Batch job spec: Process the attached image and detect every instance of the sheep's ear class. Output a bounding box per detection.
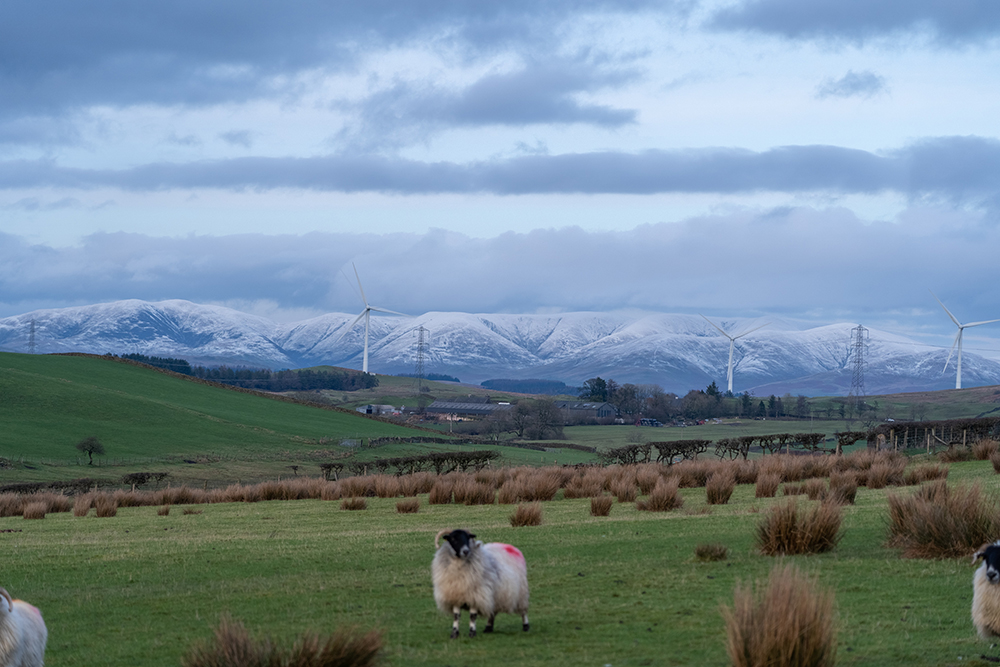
[974,544,991,564]
[468,533,476,540]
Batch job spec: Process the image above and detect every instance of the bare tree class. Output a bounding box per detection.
[75,436,105,465]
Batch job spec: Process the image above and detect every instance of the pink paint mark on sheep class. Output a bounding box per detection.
[499,544,524,560]
[15,601,42,619]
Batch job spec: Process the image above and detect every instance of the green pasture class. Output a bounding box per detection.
[2,460,999,666]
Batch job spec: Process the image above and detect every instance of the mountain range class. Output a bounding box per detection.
[2,299,999,396]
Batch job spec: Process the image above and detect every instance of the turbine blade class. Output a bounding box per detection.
[963,318,1000,328]
[943,331,960,373]
[331,310,368,346]
[353,263,368,307]
[733,322,769,340]
[931,291,961,328]
[701,314,734,341]
[368,306,411,317]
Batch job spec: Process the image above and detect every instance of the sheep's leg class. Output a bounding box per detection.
[469,610,478,637]
[484,614,495,633]
[451,607,461,639]
[522,612,530,632]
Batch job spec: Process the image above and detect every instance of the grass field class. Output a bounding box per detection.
[3,459,999,666]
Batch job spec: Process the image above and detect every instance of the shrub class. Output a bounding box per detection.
[396,499,420,514]
[886,480,1000,558]
[721,563,837,667]
[755,473,780,499]
[181,615,383,667]
[590,495,613,517]
[510,503,543,527]
[756,500,842,556]
[973,439,999,461]
[706,469,736,505]
[94,494,118,518]
[340,498,367,511]
[636,478,683,512]
[22,501,47,520]
[158,505,170,516]
[695,543,728,562]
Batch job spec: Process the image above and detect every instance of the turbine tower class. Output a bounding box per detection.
[932,292,1000,390]
[333,264,409,374]
[701,315,769,394]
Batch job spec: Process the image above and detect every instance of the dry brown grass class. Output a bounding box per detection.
[706,469,736,505]
[519,470,561,502]
[939,446,974,463]
[973,439,999,460]
[183,508,204,515]
[158,505,170,516]
[722,563,836,667]
[510,503,543,527]
[590,495,613,517]
[636,477,683,512]
[612,479,638,503]
[756,500,842,556]
[755,473,780,499]
[636,465,662,495]
[903,463,949,486]
[674,460,715,488]
[0,493,24,518]
[395,498,420,514]
[864,460,903,489]
[827,472,857,506]
[340,497,367,511]
[428,478,454,505]
[734,459,758,485]
[782,483,806,497]
[73,493,93,517]
[886,480,1000,558]
[694,543,728,562]
[373,475,402,499]
[803,478,828,502]
[456,480,495,506]
[339,476,376,498]
[992,450,1000,474]
[563,469,607,499]
[181,615,383,667]
[399,472,436,496]
[94,493,118,518]
[22,501,47,520]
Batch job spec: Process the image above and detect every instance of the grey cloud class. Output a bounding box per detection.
[2,196,83,211]
[3,136,999,202]
[167,133,202,147]
[1,208,999,326]
[340,59,638,149]
[816,70,888,99]
[219,130,253,148]
[0,1,674,119]
[711,0,1000,44]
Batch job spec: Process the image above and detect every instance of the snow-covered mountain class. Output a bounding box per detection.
[2,299,999,396]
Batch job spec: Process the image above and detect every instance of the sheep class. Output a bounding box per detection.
[0,587,47,667]
[973,541,1000,639]
[432,529,530,639]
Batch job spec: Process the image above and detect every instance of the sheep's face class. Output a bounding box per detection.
[974,541,1000,584]
[443,530,477,559]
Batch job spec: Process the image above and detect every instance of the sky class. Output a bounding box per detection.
[2,0,1000,359]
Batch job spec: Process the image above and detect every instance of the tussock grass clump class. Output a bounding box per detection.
[510,503,543,527]
[497,478,524,505]
[395,498,420,514]
[453,479,495,506]
[734,459,758,485]
[73,493,93,517]
[518,470,561,502]
[756,500,842,556]
[722,563,837,667]
[706,469,736,505]
[373,475,402,499]
[864,460,903,489]
[973,439,999,461]
[755,473,780,499]
[590,495,613,517]
[803,478,828,502]
[674,460,715,488]
[563,469,606,499]
[22,501,47,520]
[939,446,974,463]
[320,482,342,501]
[158,505,170,516]
[339,476,376,499]
[886,480,1000,558]
[183,508,204,515]
[827,472,857,506]
[182,615,383,667]
[94,494,118,518]
[695,543,728,562]
[637,478,683,512]
[399,472,435,497]
[903,463,949,486]
[612,480,638,503]
[636,465,662,495]
[991,450,1000,474]
[428,479,454,505]
[782,483,806,497]
[340,497,367,511]
[0,493,24,518]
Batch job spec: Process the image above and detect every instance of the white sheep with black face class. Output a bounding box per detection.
[431,529,530,639]
[0,587,47,667]
[973,541,1000,639]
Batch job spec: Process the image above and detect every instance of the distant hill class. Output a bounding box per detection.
[3,299,1000,396]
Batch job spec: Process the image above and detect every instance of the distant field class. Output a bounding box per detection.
[3,459,999,666]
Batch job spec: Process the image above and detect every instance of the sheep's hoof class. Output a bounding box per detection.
[523,623,530,632]
[484,626,493,633]
[450,629,459,639]
[469,629,477,638]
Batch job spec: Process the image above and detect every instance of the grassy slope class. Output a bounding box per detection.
[4,460,997,667]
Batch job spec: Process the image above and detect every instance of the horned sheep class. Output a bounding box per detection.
[432,529,530,639]
[0,587,47,667]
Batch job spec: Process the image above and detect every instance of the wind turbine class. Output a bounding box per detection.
[701,315,769,394]
[333,264,409,374]
[932,292,1000,390]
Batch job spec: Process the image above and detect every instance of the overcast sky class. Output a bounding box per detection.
[2,0,1000,359]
